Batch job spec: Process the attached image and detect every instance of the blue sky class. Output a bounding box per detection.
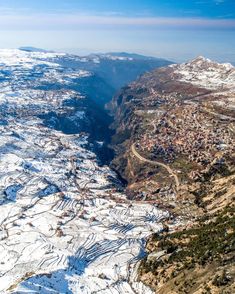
[0,0,234,61]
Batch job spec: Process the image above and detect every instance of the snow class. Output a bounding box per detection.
[170,56,235,90]
[0,49,64,69]
[105,55,134,61]
[0,49,173,293]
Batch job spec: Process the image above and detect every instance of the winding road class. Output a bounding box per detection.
[131,143,180,190]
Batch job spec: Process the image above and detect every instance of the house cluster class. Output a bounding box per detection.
[139,103,234,166]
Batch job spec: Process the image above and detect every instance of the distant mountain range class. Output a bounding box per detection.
[19,46,52,53]
[18,47,173,104]
[19,46,172,105]
[51,51,173,97]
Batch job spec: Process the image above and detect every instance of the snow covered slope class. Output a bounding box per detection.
[0,49,169,293]
[171,56,235,90]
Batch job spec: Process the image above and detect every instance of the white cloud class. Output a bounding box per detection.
[214,0,225,4]
[0,12,234,30]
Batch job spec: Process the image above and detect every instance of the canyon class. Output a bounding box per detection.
[0,49,172,293]
[0,49,234,294]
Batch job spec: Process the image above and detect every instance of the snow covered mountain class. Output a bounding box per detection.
[4,49,234,293]
[170,56,235,90]
[0,49,172,293]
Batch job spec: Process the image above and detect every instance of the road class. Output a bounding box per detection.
[131,143,180,190]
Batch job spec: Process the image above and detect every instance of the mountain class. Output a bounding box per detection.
[53,51,172,98]
[104,52,167,60]
[109,56,235,293]
[0,48,172,293]
[19,46,52,53]
[1,48,233,293]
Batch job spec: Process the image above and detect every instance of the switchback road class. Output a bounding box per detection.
[131,143,180,190]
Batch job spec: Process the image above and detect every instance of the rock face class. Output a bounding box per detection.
[109,57,235,293]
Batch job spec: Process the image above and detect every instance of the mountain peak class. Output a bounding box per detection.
[190,55,211,63]
[185,56,234,70]
[171,56,235,90]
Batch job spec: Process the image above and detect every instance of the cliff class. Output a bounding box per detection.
[109,57,235,293]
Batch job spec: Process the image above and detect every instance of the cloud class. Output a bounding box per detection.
[214,0,225,4]
[0,11,234,30]
[195,0,227,5]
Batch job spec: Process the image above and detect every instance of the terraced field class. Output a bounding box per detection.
[0,49,171,293]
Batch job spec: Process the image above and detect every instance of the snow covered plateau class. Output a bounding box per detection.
[0,49,170,293]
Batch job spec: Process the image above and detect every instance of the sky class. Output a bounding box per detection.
[0,0,234,62]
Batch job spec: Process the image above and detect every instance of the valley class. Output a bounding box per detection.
[0,48,234,294]
[0,49,172,293]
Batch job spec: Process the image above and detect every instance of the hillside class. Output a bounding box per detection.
[0,49,172,293]
[109,57,235,293]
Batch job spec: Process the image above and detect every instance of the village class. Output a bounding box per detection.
[136,95,234,175]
